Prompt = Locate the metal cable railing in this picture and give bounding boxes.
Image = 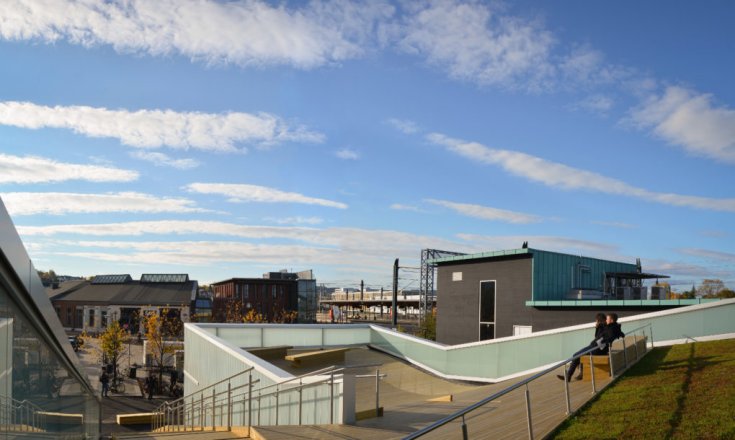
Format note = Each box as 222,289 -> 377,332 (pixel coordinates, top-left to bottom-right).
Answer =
153,361 -> 385,434
403,323 -> 653,440
0,395 -> 47,433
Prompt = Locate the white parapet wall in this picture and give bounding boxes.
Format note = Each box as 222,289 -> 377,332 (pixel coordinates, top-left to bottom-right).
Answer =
184,324 -> 351,426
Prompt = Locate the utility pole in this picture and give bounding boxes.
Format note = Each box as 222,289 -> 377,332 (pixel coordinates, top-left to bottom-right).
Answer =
392,258 -> 399,327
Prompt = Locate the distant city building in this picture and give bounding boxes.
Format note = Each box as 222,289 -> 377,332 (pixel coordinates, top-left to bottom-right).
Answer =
433,247 -> 683,344
50,273 -> 197,334
211,269 -> 317,323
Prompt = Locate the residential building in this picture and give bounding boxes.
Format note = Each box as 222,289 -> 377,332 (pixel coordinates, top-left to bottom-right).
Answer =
211,269 -> 317,322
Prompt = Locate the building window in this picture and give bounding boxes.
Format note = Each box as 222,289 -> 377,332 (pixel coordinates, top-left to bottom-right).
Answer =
88,309 -> 95,327
452,272 -> 463,281
243,284 -> 249,300
101,311 -> 108,327
272,285 -> 277,299
479,281 -> 496,341
66,308 -> 72,326
55,306 -> 61,318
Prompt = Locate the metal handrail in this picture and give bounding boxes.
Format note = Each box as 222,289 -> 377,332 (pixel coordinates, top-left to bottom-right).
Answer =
403,323 -> 653,440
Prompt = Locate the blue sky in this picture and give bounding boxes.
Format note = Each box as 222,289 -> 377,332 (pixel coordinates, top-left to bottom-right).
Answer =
0,0 -> 733,291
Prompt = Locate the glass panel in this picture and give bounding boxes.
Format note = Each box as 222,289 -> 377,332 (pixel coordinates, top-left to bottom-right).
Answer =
0,281 -> 100,438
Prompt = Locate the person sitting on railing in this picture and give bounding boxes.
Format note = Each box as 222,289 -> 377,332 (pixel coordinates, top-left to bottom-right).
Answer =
557,313 -> 606,382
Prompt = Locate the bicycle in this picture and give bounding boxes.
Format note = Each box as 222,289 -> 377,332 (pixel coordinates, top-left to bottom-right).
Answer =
110,375 -> 126,394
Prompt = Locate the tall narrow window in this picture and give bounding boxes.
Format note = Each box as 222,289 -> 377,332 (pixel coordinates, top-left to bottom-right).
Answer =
479,281 -> 496,341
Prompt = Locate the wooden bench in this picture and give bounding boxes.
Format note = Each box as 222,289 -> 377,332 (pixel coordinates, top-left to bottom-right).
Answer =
285,348 -> 350,368
582,335 -> 647,381
117,412 -> 156,425
246,345 -> 293,360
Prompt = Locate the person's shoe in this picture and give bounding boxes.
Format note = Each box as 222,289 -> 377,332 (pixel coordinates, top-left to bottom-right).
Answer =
575,363 -> 584,380
556,375 -> 566,381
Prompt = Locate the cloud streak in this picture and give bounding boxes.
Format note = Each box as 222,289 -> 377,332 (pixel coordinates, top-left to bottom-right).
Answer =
0,0 -> 393,69
629,86 -> 735,164
428,133 -> 735,212
396,0 -> 555,91
129,151 -> 199,170
426,198 -> 541,224
0,101 -> 324,152
0,153 -> 138,183
1,192 -> 208,215
185,182 -> 348,209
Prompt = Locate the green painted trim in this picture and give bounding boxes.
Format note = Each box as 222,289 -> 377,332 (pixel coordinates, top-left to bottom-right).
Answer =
429,248 -> 530,264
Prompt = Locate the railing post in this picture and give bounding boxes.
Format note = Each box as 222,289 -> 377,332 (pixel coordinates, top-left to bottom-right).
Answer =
191,395 -> 195,431
275,384 -> 279,426
248,372 -> 253,437
524,383 -> 534,440
608,347 -> 614,377
461,414 -> 468,440
227,381 -> 232,431
200,392 -> 204,431
375,369 -> 380,417
589,352 -> 596,394
298,379 -> 303,425
622,337 -> 628,368
211,388 -> 216,431
330,371 -> 335,424
563,363 -> 571,414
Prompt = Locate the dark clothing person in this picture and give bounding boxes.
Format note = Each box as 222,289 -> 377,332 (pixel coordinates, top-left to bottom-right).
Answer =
100,371 -> 110,397
559,314 -> 606,382
146,375 -> 154,400
597,321 -> 625,353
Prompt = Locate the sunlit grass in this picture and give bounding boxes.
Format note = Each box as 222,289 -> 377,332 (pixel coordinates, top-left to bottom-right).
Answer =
550,338 -> 735,439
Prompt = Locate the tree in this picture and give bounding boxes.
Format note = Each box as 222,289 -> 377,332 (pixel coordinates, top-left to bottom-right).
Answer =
243,309 -> 266,323
717,289 -> 735,299
99,321 -> 129,382
699,279 -> 726,298
143,307 -> 183,392
418,312 -> 436,341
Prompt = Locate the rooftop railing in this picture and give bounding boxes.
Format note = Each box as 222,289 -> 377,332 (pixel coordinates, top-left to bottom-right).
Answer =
403,323 -> 653,440
0,395 -> 48,433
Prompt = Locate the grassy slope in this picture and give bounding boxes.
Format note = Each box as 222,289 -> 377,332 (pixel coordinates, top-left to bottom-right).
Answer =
551,338 -> 735,439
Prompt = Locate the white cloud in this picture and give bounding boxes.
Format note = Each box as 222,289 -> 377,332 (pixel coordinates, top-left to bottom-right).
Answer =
129,151 -> 199,170
335,148 -> 360,160
0,101 -> 324,152
396,0 -> 555,91
426,198 -> 541,224
629,86 -> 735,164
1,192 -> 207,215
0,0 -> 394,69
677,248 -> 735,264
21,220 -> 476,270
265,216 -> 324,225
390,203 -> 423,212
0,153 -> 138,183
427,132 -> 735,212
386,118 -> 419,134
185,182 -> 348,209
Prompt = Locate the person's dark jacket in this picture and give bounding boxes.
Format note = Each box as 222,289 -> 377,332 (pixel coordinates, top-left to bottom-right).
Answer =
601,322 -> 625,346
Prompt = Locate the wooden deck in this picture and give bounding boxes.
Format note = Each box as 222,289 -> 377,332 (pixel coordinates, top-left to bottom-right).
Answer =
250,369 -> 614,439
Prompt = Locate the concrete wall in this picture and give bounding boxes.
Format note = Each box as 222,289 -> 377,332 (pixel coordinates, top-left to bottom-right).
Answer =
436,255 -> 532,344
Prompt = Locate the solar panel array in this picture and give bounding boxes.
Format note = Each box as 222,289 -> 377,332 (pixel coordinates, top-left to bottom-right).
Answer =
91,274 -> 132,284
140,274 -> 189,283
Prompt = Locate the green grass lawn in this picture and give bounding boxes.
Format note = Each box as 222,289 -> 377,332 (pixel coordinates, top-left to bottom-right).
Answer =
550,338 -> 735,440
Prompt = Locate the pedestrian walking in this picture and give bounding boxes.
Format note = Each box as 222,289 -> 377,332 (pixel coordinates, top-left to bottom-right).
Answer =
99,370 -> 110,397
